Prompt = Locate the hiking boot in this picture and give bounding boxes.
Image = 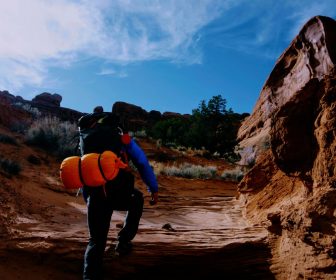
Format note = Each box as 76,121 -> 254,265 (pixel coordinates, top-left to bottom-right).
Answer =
115,241 -> 133,256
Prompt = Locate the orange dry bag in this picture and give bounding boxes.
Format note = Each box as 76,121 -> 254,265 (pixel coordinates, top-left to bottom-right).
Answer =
60,151 -> 127,189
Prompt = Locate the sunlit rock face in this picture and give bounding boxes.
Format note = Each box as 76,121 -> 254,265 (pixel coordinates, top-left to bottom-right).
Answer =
237,16 -> 336,279
237,16 -> 336,166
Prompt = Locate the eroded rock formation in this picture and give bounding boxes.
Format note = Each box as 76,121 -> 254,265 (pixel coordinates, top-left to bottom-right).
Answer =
238,16 -> 336,279
112,101 -> 190,131
0,91 -> 82,127
32,92 -> 62,107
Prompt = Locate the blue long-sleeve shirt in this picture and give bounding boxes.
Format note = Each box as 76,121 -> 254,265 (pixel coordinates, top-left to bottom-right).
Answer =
123,139 -> 158,193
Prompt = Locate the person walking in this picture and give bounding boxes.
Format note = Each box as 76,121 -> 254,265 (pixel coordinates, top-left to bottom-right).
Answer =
80,106 -> 159,280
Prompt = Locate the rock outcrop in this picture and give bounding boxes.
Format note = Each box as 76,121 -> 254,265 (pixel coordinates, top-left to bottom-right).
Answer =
0,91 -> 188,132
237,15 -> 336,166
0,91 -> 83,128
112,101 -> 190,131
32,92 -> 62,107
237,16 -> 336,279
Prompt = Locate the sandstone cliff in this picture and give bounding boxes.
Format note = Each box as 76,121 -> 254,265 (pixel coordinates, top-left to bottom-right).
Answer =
237,16 -> 336,279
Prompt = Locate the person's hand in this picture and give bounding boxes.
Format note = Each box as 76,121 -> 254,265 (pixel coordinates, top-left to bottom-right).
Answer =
150,192 -> 158,205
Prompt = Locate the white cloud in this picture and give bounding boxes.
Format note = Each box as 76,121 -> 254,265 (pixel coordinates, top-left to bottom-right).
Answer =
87,0 -> 227,63
0,0 -> 103,92
286,1 -> 336,40
0,0 -> 226,92
0,0 -> 335,93
202,0 -> 336,59
97,68 -> 128,78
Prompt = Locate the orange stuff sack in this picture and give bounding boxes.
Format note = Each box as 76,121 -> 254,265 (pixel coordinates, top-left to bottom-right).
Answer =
60,156 -> 83,189
60,151 -> 128,189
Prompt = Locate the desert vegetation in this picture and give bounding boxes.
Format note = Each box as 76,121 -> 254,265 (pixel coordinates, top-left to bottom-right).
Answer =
25,116 -> 78,158
221,168 -> 244,182
151,161 -> 217,179
147,95 -> 248,160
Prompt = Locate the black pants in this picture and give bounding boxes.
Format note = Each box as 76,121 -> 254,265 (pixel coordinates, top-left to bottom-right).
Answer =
83,171 -> 144,280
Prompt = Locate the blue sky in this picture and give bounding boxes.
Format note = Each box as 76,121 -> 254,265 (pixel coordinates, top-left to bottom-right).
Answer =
0,0 -> 335,115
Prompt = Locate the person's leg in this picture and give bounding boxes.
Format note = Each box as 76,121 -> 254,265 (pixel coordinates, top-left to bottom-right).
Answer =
83,187 -> 113,280
109,171 -> 144,253
117,188 -> 144,243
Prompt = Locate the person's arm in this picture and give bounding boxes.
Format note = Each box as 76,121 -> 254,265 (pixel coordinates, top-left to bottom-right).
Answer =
124,139 -> 158,204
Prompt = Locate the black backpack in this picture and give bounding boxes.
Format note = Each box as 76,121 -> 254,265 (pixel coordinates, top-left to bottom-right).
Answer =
78,112 -> 123,156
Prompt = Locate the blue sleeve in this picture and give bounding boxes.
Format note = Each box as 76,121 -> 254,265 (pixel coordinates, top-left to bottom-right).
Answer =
125,139 -> 158,193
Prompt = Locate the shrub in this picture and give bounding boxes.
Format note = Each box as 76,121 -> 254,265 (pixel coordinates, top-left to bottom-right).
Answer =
221,168 -> 244,182
0,133 -> 18,145
25,116 -> 78,158
14,102 -> 41,118
151,161 -> 217,179
0,157 -> 22,175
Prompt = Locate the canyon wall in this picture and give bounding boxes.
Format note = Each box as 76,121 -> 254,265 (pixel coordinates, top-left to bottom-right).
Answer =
237,16 -> 336,279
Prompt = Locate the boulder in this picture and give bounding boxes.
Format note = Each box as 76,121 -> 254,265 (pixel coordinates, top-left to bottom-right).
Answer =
32,92 -> 62,107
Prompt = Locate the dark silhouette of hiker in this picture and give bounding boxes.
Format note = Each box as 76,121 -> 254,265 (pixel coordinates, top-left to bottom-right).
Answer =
81,106 -> 159,280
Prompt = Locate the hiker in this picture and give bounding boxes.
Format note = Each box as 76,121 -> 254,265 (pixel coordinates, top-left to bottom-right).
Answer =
80,106 -> 159,280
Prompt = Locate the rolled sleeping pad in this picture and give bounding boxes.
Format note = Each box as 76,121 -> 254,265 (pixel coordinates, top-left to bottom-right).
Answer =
99,150 -> 127,181
60,151 -> 128,189
81,153 -> 105,187
60,156 -> 83,189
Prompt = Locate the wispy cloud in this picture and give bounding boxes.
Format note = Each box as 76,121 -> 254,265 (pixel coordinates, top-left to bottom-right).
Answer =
203,0 -> 336,59
0,0 -> 226,92
97,68 -> 128,78
0,0 -> 103,92
0,0 -> 335,93
286,1 -> 336,40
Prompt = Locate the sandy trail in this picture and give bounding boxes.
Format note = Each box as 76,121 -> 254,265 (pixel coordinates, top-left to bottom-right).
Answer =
0,175 -> 273,280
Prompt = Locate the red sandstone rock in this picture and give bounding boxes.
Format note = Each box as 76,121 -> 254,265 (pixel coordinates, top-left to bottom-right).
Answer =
237,16 -> 336,279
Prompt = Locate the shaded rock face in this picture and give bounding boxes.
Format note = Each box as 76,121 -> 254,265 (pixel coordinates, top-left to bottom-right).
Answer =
112,101 -> 188,131
0,91 -> 82,128
112,101 -> 149,131
32,92 -> 62,107
270,78 -> 321,173
237,16 -> 336,279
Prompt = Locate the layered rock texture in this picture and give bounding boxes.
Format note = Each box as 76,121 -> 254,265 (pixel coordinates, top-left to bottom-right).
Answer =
237,16 -> 336,279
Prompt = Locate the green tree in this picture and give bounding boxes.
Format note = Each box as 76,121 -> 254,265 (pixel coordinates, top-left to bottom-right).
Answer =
148,94 -> 249,159
190,94 -> 247,157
